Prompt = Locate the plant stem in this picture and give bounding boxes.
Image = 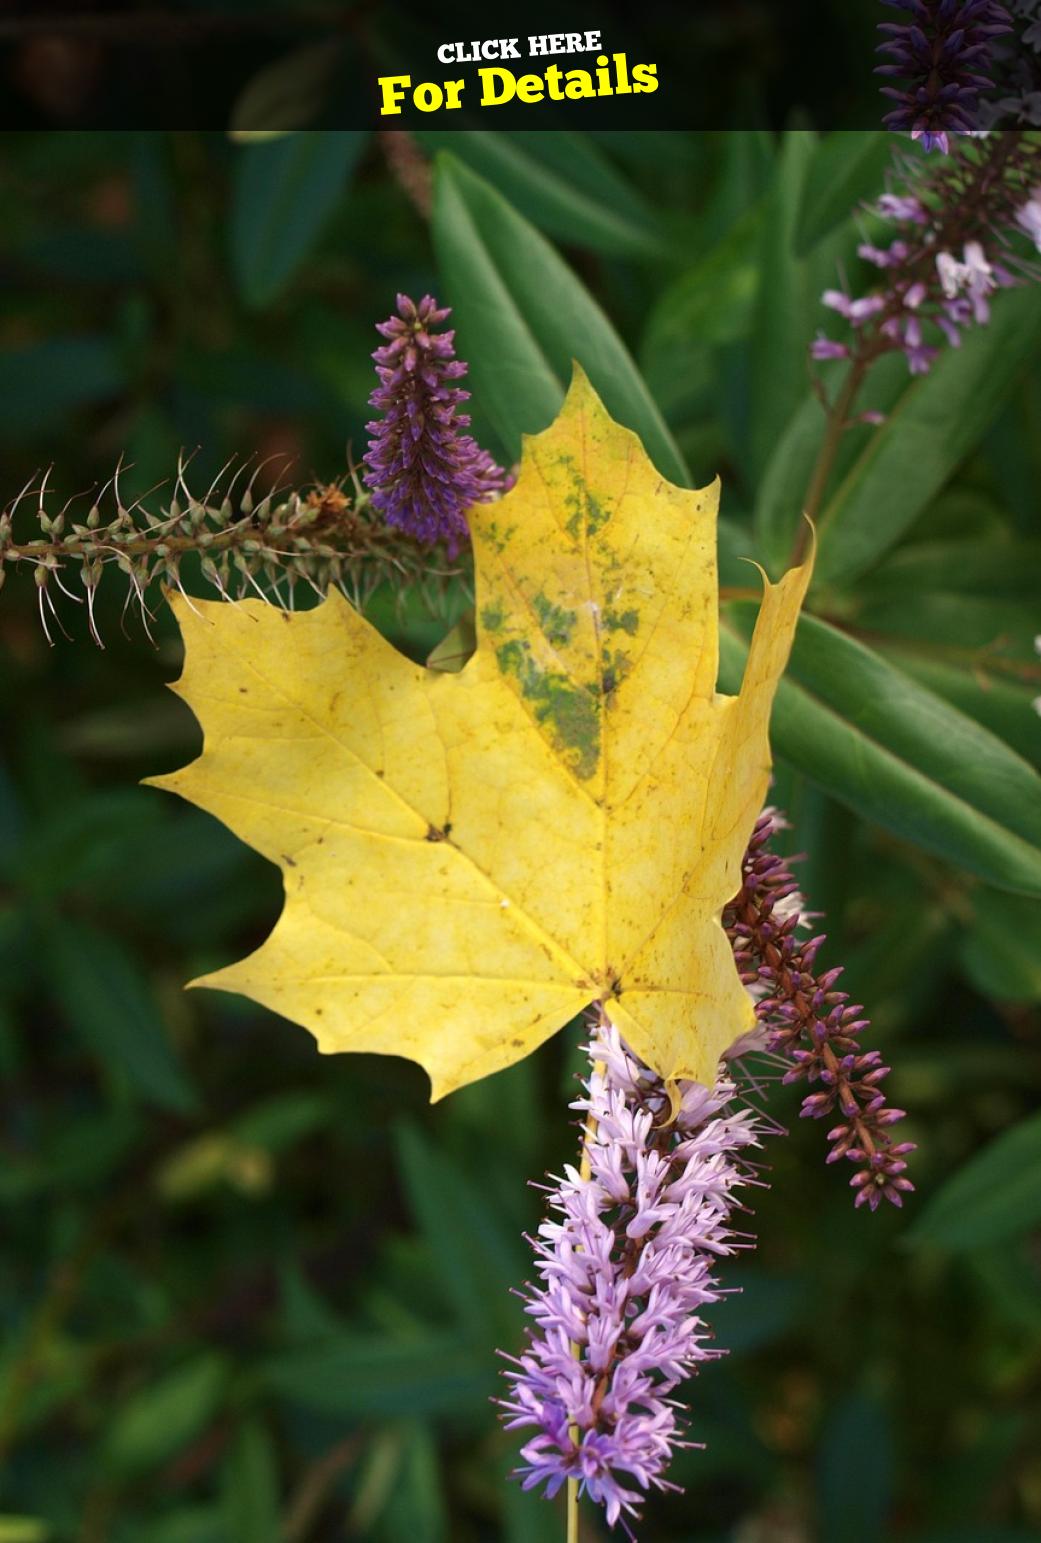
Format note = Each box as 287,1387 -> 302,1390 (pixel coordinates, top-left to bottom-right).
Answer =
566,1480 -> 580,1542
565,1035 -> 605,1542
790,358 -> 868,567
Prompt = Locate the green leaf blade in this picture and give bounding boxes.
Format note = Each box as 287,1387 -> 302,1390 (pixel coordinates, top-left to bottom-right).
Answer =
720,610 -> 1041,895
432,153 -> 689,484
230,132 -> 367,307
908,1110 -> 1041,1250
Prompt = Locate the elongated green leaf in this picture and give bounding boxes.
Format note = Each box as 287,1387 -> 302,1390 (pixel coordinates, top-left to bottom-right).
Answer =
230,42 -> 341,137
814,287 -> 1041,584
103,1354 -> 229,1476
747,131 -> 817,481
640,209 -> 761,419
796,132 -> 892,254
0,1521 -> 50,1543
221,1419 -> 281,1543
960,887 -> 1041,1002
908,1109 -> 1041,1249
47,919 -> 198,1114
878,647 -> 1041,768
432,153 -> 688,483
262,1334 -> 489,1419
395,1124 -> 525,1347
854,539 -> 1041,602
230,132 -> 366,306
851,593 -> 1039,657
817,1393 -> 894,1543
417,130 -> 669,259
0,336 -> 124,437
374,1424 -> 449,1543
719,609 -> 1041,895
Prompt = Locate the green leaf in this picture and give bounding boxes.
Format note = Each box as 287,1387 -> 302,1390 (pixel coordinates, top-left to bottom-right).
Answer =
640,209 -> 762,419
719,609 -> 1041,895
960,888 -> 1041,1002
221,1419 -> 281,1543
907,1109 -> 1041,1250
0,336 -> 124,437
431,152 -> 688,483
374,1424 -> 449,1543
262,1334 -> 489,1419
816,1393 -> 893,1543
46,919 -> 198,1115
853,538 -> 1041,602
230,132 -> 366,307
134,1508 -> 227,1543
813,286 -> 1041,585
231,1091 -> 330,1150
417,130 -> 670,260
0,1521 -> 51,1543
394,1124 -> 525,1347
747,131 -> 818,481
795,132 -> 893,254
103,1354 -> 229,1476
229,42 -> 342,137
873,644 -> 1041,769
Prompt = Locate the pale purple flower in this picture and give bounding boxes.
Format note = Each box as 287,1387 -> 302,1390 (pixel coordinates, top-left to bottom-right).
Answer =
363,293 -> 507,555
1015,186 -> 1041,248
811,334 -> 851,361
500,1019 -> 764,1533
877,193 -> 929,222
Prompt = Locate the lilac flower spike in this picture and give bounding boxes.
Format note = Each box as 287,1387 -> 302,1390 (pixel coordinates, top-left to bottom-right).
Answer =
363,293 -> 507,555
876,0 -> 1013,145
500,1019 -> 764,1534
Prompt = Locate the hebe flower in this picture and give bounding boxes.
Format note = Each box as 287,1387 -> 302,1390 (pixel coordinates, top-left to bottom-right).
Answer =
500,1017 -> 765,1533
724,812 -> 916,1211
812,134 -> 1041,378
363,293 -> 507,554
876,0 -> 1013,148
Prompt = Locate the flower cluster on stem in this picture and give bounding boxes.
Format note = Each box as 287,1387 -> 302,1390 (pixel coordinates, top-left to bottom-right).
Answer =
363,293 -> 507,555
812,133 -> 1041,381
876,0 -> 1013,150
0,463 -> 461,647
723,812 -> 916,1211
500,1016 -> 765,1534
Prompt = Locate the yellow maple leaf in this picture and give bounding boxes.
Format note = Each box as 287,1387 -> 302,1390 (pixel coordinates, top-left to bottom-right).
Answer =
149,369 -> 811,1100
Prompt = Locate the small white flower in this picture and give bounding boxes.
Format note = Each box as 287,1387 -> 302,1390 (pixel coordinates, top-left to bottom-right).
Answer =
936,250 -> 964,299
936,242 -> 996,323
1018,191 -> 1041,253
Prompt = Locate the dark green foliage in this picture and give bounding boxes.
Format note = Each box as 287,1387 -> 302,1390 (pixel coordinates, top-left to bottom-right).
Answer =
0,129 -> 1039,1542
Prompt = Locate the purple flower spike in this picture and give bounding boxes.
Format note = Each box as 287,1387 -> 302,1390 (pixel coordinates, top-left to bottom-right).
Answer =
500,1019 -> 764,1534
363,293 -> 507,555
811,136 -> 1041,377
723,812 -> 916,1212
877,0 -> 1012,145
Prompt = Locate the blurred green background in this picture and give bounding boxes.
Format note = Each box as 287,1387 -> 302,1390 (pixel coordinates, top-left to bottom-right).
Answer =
1,130 -> 1041,1543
